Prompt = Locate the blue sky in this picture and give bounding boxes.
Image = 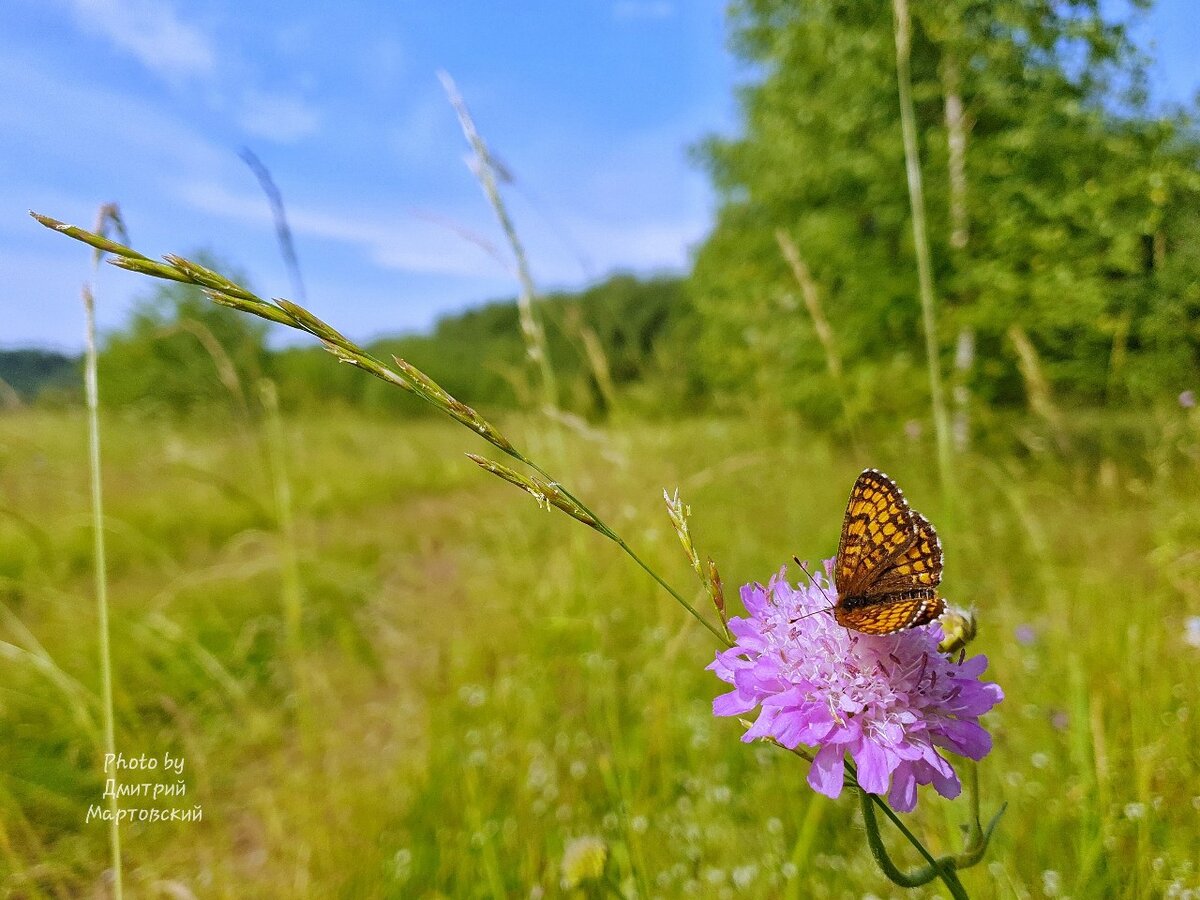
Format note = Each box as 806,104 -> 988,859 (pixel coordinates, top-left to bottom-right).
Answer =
2,0 -> 1197,351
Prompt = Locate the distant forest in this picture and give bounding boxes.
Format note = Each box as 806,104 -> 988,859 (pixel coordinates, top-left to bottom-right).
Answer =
0,348 -> 79,404
3,272 -> 694,418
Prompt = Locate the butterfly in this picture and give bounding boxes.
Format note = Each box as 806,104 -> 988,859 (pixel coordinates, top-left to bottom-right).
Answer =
831,468 -> 944,635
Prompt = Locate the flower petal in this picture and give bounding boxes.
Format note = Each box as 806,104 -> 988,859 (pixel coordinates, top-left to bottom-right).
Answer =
933,718 -> 992,759
888,764 -> 918,812
928,757 -> 961,799
807,743 -> 846,800
713,688 -> 757,717
853,738 -> 892,795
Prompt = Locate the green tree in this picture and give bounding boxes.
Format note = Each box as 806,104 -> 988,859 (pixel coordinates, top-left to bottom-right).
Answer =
693,0 -> 1200,427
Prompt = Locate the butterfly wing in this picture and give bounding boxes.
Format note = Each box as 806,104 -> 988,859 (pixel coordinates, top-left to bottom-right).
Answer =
834,469 -> 918,598
867,511 -> 943,596
836,590 -> 943,634
834,472 -> 945,635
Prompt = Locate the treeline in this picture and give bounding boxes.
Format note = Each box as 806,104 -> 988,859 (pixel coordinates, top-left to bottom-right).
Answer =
25,270 -> 698,419
274,273 -> 699,417
0,349 -> 79,405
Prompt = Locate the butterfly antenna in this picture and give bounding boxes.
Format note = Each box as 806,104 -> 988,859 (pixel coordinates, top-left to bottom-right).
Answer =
793,557 -> 834,605
791,556 -> 837,622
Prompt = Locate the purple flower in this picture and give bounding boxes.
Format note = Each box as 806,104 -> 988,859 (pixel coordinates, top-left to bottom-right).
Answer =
1180,389 -> 1196,410
1014,624 -> 1037,646
709,563 -> 1003,812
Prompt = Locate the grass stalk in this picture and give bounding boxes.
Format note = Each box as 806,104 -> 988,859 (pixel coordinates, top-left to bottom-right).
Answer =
240,148 -> 308,305
82,203 -> 125,900
439,70 -> 560,412
784,795 -> 827,897
259,381 -> 307,703
774,229 -> 844,389
892,0 -> 953,494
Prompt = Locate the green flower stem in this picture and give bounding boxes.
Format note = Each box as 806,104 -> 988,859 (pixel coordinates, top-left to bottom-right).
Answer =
762,745 -> 978,898
846,758 -> 960,896
859,789 -> 968,898
849,754 -> 1004,899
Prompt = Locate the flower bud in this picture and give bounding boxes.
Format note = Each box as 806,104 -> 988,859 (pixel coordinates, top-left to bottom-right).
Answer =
938,603 -> 978,656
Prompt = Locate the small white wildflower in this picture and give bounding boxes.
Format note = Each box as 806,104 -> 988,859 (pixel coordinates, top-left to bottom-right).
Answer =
732,864 -> 759,889
1043,869 -> 1062,896
561,836 -> 607,889
710,785 -> 732,804
458,684 -> 487,707
1184,617 -> 1200,650
391,848 -> 412,882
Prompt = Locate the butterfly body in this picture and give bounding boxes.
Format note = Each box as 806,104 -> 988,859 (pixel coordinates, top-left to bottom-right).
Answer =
832,469 -> 945,635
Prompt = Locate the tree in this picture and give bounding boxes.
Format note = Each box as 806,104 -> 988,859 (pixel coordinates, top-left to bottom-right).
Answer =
692,0 -> 1200,426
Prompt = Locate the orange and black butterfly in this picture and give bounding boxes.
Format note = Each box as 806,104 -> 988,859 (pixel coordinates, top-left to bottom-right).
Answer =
832,468 -> 944,635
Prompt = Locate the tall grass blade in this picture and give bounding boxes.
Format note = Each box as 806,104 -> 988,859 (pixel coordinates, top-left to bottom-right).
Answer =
240,148 -> 308,305
82,202 -> 126,900
892,0 -> 953,495
439,70 -> 560,412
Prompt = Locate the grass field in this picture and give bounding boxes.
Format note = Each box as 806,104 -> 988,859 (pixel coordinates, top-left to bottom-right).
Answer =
2,405 -> 1198,897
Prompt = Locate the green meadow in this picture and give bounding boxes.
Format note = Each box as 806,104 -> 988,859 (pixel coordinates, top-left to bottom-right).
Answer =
2,403 -> 1198,896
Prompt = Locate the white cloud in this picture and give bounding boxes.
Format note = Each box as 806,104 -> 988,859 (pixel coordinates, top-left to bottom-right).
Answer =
171,178 -> 701,288
237,90 -> 322,143
66,0 -> 216,80
613,1 -> 674,20
174,181 -> 504,279
0,51 -> 231,183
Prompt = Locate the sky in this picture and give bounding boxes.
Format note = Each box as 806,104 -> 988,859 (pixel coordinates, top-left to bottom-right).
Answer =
2,0 -> 1197,352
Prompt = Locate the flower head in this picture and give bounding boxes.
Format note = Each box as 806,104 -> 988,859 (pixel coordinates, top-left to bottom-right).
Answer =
937,603 -> 978,655
561,836 -> 608,889
1014,624 -> 1038,646
709,562 -> 1003,812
